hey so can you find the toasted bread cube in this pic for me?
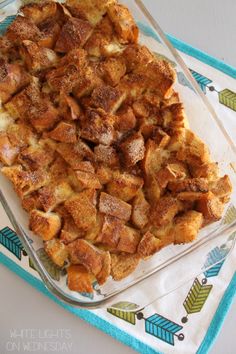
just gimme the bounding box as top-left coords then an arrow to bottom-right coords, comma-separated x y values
167,128 -> 186,152
65,191 -> 97,231
117,226 -> 141,254
110,253 -> 140,281
190,162 -> 219,181
168,178 -> 209,194
150,223 -> 174,247
20,40 -> 58,72
161,103 -> 188,129
90,85 -> 126,114
115,105 -> 136,132
6,16 -> 41,44
99,192 -> 132,221
96,251 -> 111,285
94,144 -> 119,167
96,164 -> 113,185
74,170 -> 102,190
39,181 -> 73,212
119,73 -> 146,100
18,144 -> 54,171
196,192 -> 224,223
21,192 -> 42,212
0,133 -> 18,165
4,84 -> 32,119
21,2 -> 58,25
49,155 -> 69,181
46,122 -> 77,143
151,196 -> 183,227
73,65 -> 102,98
137,231 -> 162,258
177,191 -> 208,201
55,17 -> 93,53
211,175 -> 232,202
107,3 -> 139,44
177,129 -> 210,166
75,161 -> 95,174
28,99 -> 59,133
145,175 -> 162,205
173,210 -> 203,244
0,62 -> 30,104
2,165 -> 49,197
100,57 -> 126,86
122,44 -> 154,72
120,133 -> 145,167
59,93 -> 81,121
0,111 -> 14,132
107,171 -> 143,201
67,265 -> 94,293
67,239 -> 104,275
38,19 -> 61,48
29,210 -> 61,240
7,123 -> 37,148
81,109 -> 116,145
155,165 -> 180,189
56,140 -> 94,169
45,239 -> 68,267
131,190 -> 150,229
135,60 -> 176,98
96,215 -> 123,248
60,212 -> 84,244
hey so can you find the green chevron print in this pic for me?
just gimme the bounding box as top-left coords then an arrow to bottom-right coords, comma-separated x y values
219,89 -> 236,111
222,205 -> 236,225
183,278 -> 212,314
107,302 -> 139,325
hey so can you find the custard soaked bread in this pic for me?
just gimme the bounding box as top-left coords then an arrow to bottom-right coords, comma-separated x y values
0,0 -> 232,293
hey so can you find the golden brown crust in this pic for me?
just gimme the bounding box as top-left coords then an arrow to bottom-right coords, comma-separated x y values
21,2 -> 58,25
45,239 -> 68,267
29,209 -> 61,240
131,190 -> 150,229
46,122 -> 77,143
0,133 -> 19,166
107,171 -> 143,201
67,264 -> 94,293
111,253 -> 140,281
173,210 -> 203,244
99,192 -> 132,221
137,231 -> 162,258
120,133 -> 145,167
6,16 -> 41,44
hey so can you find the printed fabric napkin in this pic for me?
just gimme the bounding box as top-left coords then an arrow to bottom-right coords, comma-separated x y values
0,2 -> 236,354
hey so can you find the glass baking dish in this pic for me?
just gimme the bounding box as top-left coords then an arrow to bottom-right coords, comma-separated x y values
0,0 -> 236,310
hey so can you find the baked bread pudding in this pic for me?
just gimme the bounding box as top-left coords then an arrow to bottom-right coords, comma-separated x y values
0,0 -> 232,293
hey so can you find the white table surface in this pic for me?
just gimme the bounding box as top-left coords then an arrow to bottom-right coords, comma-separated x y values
0,1 -> 235,353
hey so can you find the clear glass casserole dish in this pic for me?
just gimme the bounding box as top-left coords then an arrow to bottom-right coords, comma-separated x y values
0,0 -> 236,310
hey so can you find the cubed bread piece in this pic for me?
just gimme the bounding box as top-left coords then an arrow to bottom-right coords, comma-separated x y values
6,16 -> 41,44
211,175 -> 232,202
96,215 -> 123,248
18,144 -> 54,171
167,128 -> 186,152
85,213 -> 104,242
100,57 -> 126,86
73,170 -> 102,190
117,226 -> 141,254
56,140 -> 94,169
110,253 -> 140,281
115,105 -> 136,132
99,192 -> 132,221
122,44 -> 154,72
90,85 -> 126,114
177,191 -> 208,201
107,3 -> 139,44
29,210 -> 61,240
2,165 -> 49,197
81,109 -> 116,145
168,178 -> 209,194
94,144 -> 119,167
49,155 -> 69,181
39,181 -> 73,212
21,1 -> 58,25
151,196 -> 183,227
0,61 -> 30,104
107,171 -> 143,201
196,192 -> 224,223
119,73 -> 146,100
21,192 -> 42,212
134,60 -> 176,99
4,84 -> 32,119
73,65 -> 102,98
67,265 -> 94,293
60,212 -> 84,244
46,122 -> 77,143
137,231 -> 162,258
120,133 -> 145,167
55,17 -> 93,52
0,111 -> 14,133
0,133 -> 18,165
190,162 -> 219,181
131,190 -> 150,229
177,129 -> 210,166
150,223 -> 174,247
161,103 -> 188,129
96,251 -> 111,285
66,0 -> 115,25
38,19 -> 61,48
59,93 -> 81,121
45,239 -> 68,267
75,161 -> 95,174
96,165 -> 113,185
7,123 -> 37,148
173,210 -> 203,244
20,40 -> 58,72
65,191 -> 97,231
156,165 -> 182,189
67,238 -> 107,276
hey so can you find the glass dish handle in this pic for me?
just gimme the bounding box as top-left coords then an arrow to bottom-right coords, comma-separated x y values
107,228 -> 236,313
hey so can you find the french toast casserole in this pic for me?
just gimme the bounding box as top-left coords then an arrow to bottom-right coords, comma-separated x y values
0,0 -> 232,293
